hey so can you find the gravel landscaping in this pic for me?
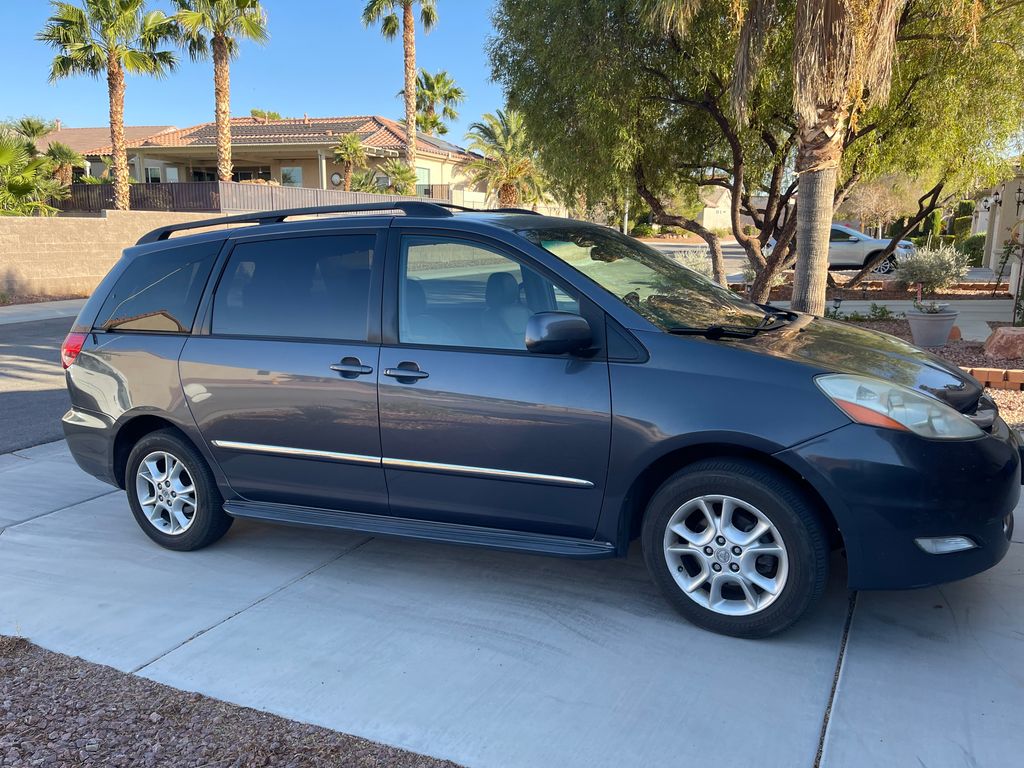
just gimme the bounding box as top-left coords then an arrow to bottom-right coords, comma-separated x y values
0,636 -> 461,768
852,319 -> 1024,369
989,389 -> 1024,429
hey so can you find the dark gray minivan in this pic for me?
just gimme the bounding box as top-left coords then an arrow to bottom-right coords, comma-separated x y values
61,202 -> 1020,637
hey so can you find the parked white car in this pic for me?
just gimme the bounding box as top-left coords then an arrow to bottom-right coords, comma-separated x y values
825,224 -> 915,274
766,224 -> 916,275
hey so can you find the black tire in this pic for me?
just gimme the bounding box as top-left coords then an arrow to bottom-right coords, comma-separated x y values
869,252 -> 897,275
641,458 -> 829,638
125,429 -> 231,551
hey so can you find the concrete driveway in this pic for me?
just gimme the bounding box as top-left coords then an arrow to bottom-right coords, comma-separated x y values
1,440 -> 1021,767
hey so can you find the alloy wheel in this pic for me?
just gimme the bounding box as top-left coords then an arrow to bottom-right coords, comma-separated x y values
135,450 -> 198,536
663,494 -> 789,616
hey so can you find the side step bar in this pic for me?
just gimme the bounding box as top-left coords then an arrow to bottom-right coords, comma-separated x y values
224,500 -> 617,559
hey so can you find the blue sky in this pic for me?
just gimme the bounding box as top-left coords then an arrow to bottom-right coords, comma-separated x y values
4,0 -> 504,143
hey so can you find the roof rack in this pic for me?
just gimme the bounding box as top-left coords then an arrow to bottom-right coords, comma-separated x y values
136,201 -> 454,244
429,202 -> 542,216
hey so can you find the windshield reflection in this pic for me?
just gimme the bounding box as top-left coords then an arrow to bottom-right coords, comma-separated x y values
519,225 -> 767,329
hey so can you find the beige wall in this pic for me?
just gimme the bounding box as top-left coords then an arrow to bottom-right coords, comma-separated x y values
0,210 -> 217,297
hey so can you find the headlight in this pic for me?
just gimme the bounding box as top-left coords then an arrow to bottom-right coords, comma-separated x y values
815,374 -> 983,440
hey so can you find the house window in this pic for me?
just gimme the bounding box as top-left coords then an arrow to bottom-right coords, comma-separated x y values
164,167 -> 179,183
280,166 -> 303,187
144,167 -> 162,183
415,166 -> 431,196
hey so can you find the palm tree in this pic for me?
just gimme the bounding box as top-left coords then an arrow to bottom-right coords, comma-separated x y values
381,157 -> 417,194
38,1 -> 177,211
464,109 -> 546,207
0,133 -> 62,216
174,1 -> 269,183
10,117 -> 56,154
44,141 -> 86,186
362,0 -> 438,171
400,69 -> 465,136
332,133 -> 367,191
351,168 -> 383,193
650,0 -> 909,314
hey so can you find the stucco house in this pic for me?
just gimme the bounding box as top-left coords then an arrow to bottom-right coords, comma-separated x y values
85,114 -> 484,201
36,122 -> 178,180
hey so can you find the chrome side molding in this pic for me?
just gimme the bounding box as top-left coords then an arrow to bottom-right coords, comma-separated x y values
211,440 -> 594,488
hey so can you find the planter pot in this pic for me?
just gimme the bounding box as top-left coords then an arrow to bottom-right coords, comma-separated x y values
907,309 -> 958,347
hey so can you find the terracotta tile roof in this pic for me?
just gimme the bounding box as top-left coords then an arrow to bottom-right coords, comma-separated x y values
98,116 -> 476,160
36,126 -> 176,155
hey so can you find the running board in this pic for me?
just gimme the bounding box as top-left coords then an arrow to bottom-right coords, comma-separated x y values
224,500 -> 617,559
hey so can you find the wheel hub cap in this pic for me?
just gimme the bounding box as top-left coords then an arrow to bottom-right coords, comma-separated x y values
663,494 -> 789,616
135,451 -> 198,536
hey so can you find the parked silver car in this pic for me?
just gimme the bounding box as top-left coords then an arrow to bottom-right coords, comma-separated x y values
767,224 -> 915,274
826,224 -> 915,274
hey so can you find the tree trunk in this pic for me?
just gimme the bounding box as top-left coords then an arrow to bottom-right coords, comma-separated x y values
402,1 -> 417,172
344,162 -> 353,191
791,111 -> 845,315
107,57 -> 130,211
213,34 -> 233,183
498,184 -> 518,207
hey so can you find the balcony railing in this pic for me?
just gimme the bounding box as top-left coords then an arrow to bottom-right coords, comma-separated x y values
55,181 -> 452,214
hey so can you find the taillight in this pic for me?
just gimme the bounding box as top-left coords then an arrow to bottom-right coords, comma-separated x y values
61,332 -> 88,369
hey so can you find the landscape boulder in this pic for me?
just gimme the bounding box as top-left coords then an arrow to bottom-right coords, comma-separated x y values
983,326 -> 1024,359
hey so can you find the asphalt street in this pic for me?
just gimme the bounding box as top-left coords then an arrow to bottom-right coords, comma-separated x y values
0,317 -> 73,453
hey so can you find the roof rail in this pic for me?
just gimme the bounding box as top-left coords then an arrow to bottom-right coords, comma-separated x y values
136,201 -> 454,245
430,202 -> 542,216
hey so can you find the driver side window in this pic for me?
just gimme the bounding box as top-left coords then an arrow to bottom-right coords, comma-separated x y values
399,236 -> 579,350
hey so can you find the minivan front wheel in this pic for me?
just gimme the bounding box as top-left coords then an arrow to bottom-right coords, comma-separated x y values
642,459 -> 829,637
125,429 -> 231,551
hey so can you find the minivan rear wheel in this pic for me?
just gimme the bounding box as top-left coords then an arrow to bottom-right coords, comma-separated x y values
641,458 -> 829,637
125,429 -> 231,551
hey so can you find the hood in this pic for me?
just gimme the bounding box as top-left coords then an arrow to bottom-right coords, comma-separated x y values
739,316 -> 982,412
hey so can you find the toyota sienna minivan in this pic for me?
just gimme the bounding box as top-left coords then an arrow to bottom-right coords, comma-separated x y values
61,202 -> 1021,637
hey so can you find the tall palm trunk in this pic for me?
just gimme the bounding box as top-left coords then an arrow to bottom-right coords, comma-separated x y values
402,1 -> 417,172
791,108 -> 845,315
107,55 -> 130,211
344,162 -> 353,191
498,184 -> 518,207
212,33 -> 233,183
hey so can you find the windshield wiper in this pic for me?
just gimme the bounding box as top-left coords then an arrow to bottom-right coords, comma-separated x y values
668,324 -> 762,339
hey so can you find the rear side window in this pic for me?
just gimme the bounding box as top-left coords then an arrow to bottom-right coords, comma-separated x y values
212,234 -> 375,341
94,242 -> 219,333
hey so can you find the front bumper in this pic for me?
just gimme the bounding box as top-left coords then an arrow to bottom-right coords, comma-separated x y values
778,419 -> 1019,590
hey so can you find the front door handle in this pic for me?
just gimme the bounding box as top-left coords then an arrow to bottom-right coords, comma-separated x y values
330,357 -> 373,379
383,361 -> 429,382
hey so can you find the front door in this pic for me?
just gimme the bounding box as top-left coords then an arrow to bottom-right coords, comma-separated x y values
377,232 -> 611,539
181,230 -> 388,513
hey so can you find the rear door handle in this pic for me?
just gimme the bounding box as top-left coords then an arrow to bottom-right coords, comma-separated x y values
383,362 -> 429,382
330,357 -> 373,378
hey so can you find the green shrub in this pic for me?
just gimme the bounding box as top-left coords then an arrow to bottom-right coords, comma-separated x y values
958,233 -> 986,266
955,200 -> 975,218
630,222 -> 655,238
924,209 -> 944,235
675,248 -> 714,279
894,245 -> 971,295
952,216 -> 972,241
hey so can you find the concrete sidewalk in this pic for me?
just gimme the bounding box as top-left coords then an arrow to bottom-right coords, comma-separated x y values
0,298 -> 86,326
1,440 -> 1021,767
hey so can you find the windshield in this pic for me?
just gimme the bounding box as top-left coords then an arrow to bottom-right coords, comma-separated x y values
519,224 -> 768,330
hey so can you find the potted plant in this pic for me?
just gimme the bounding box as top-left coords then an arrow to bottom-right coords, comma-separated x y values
907,296 -> 958,347
894,248 -> 968,347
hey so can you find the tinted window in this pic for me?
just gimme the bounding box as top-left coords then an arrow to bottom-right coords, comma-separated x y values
95,242 -> 219,333
830,228 -> 855,242
213,235 -> 375,340
520,224 -> 766,330
400,237 -> 578,350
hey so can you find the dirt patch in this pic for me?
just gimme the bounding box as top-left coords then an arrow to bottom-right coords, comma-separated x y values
0,293 -> 87,306
0,635 -> 461,768
852,319 -> 1024,369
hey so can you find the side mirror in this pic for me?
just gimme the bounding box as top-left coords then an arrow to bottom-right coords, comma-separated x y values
525,311 -> 592,355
